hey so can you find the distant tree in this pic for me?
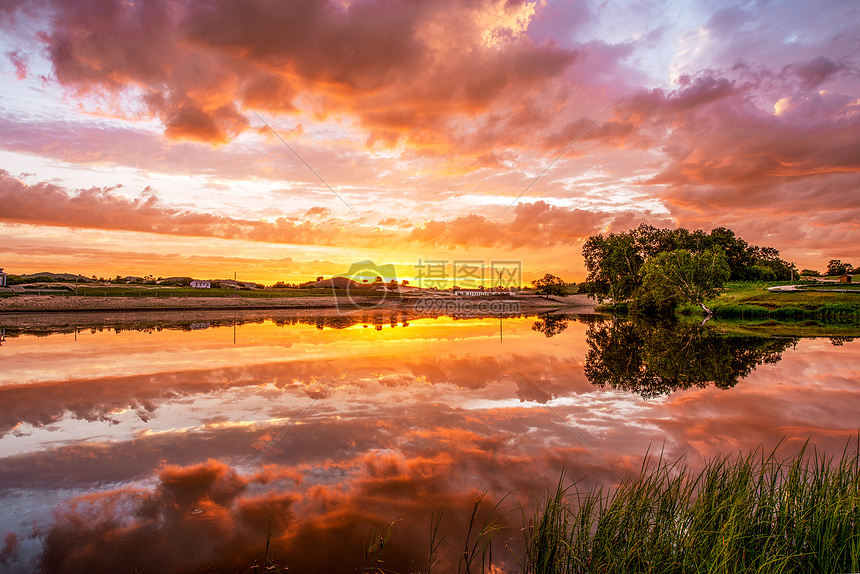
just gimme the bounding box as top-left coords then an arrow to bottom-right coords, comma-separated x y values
636,248 -> 730,315
827,260 -> 849,276
531,274 -> 569,299
800,269 -> 821,277
272,281 -> 287,288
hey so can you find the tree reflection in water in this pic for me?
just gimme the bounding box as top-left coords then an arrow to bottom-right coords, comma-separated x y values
583,316 -> 799,399
531,314 -> 570,337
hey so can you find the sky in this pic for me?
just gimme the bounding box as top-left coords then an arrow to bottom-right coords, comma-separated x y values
0,0 -> 858,284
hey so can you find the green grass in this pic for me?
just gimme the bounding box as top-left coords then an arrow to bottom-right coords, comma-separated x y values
520,442 -> 860,574
687,282 -> 860,321
359,442 -> 860,574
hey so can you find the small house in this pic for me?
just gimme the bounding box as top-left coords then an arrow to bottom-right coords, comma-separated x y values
190,280 -> 211,288
839,275 -> 853,283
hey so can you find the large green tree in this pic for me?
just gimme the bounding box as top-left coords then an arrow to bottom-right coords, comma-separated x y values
636,248 -> 731,315
583,224 -> 794,307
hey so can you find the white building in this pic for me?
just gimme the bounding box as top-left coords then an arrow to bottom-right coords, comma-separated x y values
190,280 -> 211,288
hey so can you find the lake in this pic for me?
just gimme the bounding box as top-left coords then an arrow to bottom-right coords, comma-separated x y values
1,311 -> 858,573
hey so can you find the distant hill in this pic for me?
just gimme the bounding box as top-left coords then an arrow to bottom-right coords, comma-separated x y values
217,279 -> 261,289
301,277 -> 365,289
16,272 -> 92,282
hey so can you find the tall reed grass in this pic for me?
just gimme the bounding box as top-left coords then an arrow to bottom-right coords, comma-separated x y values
522,442 -> 860,573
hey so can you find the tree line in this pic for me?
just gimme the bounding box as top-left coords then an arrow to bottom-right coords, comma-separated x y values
802,260 -> 855,277
582,225 -> 796,314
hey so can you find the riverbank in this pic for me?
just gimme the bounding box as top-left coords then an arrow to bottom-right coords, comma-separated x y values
697,281 -> 860,321
599,281 -> 860,322
0,293 -> 597,330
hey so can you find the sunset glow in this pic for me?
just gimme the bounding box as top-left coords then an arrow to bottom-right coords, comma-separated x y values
1,0 -> 857,282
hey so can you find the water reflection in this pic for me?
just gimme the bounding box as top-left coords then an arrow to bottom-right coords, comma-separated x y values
0,309 -> 427,338
0,312 -> 858,573
531,314 -> 570,337
583,316 -> 798,399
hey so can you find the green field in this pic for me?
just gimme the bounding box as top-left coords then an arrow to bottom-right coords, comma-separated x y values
682,281 -> 860,321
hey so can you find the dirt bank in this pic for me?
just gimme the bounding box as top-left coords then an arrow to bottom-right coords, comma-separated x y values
0,293 -> 595,313
0,293 -> 597,330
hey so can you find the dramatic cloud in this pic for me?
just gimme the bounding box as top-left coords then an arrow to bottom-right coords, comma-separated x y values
0,169 -> 349,244
0,171 -> 635,249
4,0 -> 609,152
608,64 -> 860,260
408,201 -> 608,248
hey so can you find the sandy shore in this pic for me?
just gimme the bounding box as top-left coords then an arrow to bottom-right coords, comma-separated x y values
0,293 -> 597,330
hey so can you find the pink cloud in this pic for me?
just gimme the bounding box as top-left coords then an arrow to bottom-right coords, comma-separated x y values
5,50 -> 27,79
3,0 -> 600,151
408,200 -> 608,248
0,169 -> 343,244
0,171 -> 645,251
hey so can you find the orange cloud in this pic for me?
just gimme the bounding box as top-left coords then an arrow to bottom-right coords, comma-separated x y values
21,0 -> 594,153
0,171 -> 633,251
0,170 -> 341,244
408,200 -> 608,248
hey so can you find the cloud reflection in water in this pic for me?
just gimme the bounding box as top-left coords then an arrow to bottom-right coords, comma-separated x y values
0,314 -> 858,572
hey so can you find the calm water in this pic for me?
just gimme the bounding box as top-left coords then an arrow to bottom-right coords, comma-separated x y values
0,312 -> 858,573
